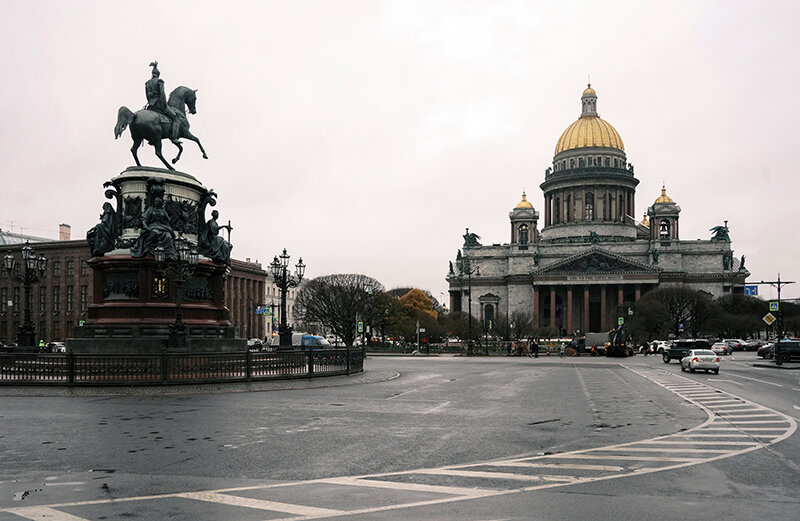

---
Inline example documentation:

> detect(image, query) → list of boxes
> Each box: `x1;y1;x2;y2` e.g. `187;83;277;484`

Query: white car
710;342;732;355
680;349;720;374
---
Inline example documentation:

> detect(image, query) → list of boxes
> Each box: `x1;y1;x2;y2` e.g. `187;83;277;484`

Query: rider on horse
145;61;182;144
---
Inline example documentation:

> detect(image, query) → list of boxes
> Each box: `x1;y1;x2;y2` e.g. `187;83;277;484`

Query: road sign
678;323;684;332
769;301;779;312
78;320;85;326
357;321;364;333
419;328;426;333
763;313;776;326
618;317;624;326
744;285;758;296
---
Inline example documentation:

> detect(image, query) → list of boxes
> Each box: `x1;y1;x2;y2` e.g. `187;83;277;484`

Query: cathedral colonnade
531;282;650;335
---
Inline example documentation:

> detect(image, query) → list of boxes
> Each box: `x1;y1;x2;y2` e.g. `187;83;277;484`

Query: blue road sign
769;301;779;312
744;285;758;296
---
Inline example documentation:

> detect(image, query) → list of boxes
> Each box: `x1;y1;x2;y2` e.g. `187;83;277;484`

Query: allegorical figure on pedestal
130;197;176;259
86;202;118;256
199;210;233;264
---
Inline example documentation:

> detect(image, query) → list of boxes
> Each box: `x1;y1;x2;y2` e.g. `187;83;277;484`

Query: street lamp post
269;249;305;350
457;250;477;353
155;235;199;350
4;242;47;347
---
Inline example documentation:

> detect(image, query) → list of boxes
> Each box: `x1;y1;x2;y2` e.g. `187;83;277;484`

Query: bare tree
294;274;384;347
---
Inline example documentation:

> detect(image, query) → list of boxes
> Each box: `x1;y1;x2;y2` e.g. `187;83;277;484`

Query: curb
752;363;800;370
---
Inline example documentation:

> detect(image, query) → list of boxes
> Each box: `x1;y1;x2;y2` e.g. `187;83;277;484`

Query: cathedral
447;85;748;335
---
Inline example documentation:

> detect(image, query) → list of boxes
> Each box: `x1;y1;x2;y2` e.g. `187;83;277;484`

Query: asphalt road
1;352;798;520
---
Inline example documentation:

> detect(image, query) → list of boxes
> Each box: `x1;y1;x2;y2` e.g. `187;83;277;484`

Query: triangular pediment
533;247;659;275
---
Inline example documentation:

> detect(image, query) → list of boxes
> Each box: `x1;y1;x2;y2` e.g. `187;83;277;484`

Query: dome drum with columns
447;84;748;338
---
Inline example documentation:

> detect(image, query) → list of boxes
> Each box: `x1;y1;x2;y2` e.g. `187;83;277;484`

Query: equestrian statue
114;61;208;170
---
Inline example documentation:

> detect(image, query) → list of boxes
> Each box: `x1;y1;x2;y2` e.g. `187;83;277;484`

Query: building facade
447;85;748;335
0;229;267;344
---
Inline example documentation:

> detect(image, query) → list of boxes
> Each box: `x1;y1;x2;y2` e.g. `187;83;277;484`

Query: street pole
270;249;305;350
755;275;795;341
4;242;47;347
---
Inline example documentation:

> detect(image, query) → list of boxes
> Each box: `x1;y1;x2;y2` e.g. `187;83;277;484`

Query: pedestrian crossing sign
769;301;779;312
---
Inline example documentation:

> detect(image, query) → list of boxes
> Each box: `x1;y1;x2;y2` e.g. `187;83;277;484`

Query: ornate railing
0;349;363;386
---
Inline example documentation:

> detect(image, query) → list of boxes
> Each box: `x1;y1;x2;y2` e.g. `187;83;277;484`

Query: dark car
757;343;774;359
663;339;711;363
774;340;800;364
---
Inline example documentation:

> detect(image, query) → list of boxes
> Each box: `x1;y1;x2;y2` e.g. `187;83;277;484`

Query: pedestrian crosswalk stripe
413;469;578;482
177;491;346;516
318;477;495;497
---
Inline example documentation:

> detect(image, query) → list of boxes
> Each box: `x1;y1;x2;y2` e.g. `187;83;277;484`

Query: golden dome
640;212;650;227
555;116;624;154
555;84;624;155
515;191;533;209
654;185;674;204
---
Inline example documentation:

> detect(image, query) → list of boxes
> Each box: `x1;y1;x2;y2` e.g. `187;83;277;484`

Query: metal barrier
0;349;363;386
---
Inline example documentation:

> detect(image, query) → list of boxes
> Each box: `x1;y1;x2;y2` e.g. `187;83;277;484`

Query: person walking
559;344;565;358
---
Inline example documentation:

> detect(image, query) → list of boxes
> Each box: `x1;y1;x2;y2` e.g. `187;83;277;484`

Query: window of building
484;304;495;324
80;285;88;312
52;260;61;277
569;159;575;168
39;287;46;312
66;260;75;276
80;260;88;276
578;158;585;167
659;219;670;238
52;321;60;339
39;321;46;341
0;288;6;312
13;287;20;313
519;224;529;245
66;286;74;312
604;157;610;167
53;286;61;312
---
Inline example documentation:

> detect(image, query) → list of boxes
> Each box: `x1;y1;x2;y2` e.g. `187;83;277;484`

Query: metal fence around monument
0;349;363;386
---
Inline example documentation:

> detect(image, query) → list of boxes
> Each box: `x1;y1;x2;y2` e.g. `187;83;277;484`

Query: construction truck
569;332;610;355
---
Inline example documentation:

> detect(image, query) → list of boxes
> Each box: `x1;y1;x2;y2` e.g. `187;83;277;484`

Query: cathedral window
578;158;585;168
659;219;670;238
519;225;529;245
604;157;610;167
569;159;575;169
554;197;561;223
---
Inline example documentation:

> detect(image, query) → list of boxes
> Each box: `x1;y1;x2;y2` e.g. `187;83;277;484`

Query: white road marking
724;374;783;387
414;469;577;482
422;401;450;414
6;507;89;521
708;379;743;385
178;491;345;516
640;440;758;446
387;388;418;399
482;461;625;472
43;482;86;486
319;477;495;497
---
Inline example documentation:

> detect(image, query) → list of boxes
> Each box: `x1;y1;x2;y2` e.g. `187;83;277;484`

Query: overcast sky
1;1;798;302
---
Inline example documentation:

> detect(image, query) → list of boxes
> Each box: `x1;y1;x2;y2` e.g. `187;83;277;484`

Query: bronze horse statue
114;86;208;170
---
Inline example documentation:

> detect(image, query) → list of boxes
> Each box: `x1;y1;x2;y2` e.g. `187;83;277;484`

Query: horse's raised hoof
171;158;179;164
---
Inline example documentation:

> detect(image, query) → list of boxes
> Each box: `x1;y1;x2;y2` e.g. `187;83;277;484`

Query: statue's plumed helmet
149;61;160;77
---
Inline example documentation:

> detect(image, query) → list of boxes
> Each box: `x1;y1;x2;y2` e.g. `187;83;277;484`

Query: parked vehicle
663;339;710;363
710;342;733;356
774;340;800;365
723;338;746;351
46;342;66;353
271;333;332;350
757;343;775;359
680;349;721;374
569;332;610;354
247;338;264;352
743;339;767;351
